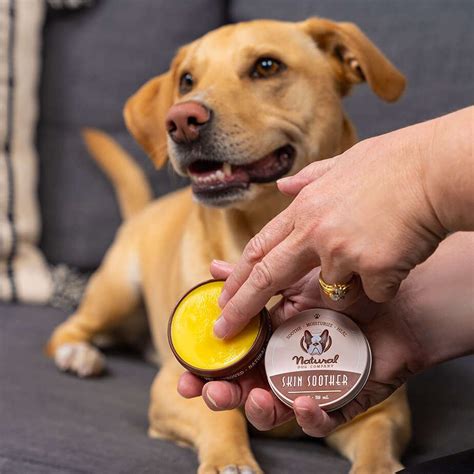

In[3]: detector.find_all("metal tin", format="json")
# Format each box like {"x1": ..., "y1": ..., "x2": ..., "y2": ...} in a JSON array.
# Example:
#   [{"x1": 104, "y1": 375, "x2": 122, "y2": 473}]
[
  {"x1": 168, "y1": 279, "x2": 272, "y2": 381},
  {"x1": 265, "y1": 308, "x2": 372, "y2": 411}
]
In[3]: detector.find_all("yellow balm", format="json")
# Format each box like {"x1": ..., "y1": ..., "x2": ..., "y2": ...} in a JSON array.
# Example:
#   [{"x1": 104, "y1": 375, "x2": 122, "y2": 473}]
[{"x1": 168, "y1": 280, "x2": 271, "y2": 380}]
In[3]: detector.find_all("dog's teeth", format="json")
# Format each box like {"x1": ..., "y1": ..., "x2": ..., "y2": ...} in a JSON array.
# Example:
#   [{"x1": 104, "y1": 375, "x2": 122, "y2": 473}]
[
  {"x1": 216, "y1": 170, "x2": 225, "y2": 180},
  {"x1": 223, "y1": 162, "x2": 232, "y2": 176}
]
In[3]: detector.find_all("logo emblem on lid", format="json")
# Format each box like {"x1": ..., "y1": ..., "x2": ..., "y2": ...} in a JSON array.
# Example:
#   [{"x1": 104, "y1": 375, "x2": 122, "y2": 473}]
[{"x1": 300, "y1": 329, "x2": 332, "y2": 355}]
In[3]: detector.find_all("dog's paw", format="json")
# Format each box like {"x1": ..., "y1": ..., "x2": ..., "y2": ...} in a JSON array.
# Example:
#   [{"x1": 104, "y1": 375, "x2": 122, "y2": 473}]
[
  {"x1": 198, "y1": 463, "x2": 263, "y2": 474},
  {"x1": 54, "y1": 342, "x2": 106, "y2": 377}
]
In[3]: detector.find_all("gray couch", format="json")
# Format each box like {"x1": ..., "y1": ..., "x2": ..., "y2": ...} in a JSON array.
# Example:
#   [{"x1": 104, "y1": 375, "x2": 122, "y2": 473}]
[{"x1": 1, "y1": 1, "x2": 473, "y2": 472}]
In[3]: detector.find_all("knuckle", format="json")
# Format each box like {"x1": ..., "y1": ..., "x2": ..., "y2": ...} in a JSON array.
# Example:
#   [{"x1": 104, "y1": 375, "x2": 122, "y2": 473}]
[
  {"x1": 363, "y1": 273, "x2": 400, "y2": 303},
  {"x1": 365, "y1": 287, "x2": 388, "y2": 303},
  {"x1": 324, "y1": 236, "x2": 348, "y2": 262},
  {"x1": 249, "y1": 260, "x2": 273, "y2": 291},
  {"x1": 291, "y1": 227, "x2": 319, "y2": 259},
  {"x1": 244, "y1": 234, "x2": 267, "y2": 263},
  {"x1": 360, "y1": 257, "x2": 393, "y2": 278}
]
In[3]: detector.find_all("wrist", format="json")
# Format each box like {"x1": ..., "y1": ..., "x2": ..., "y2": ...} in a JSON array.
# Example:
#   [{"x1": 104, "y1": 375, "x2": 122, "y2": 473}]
[
  {"x1": 395, "y1": 232, "x2": 474, "y2": 372},
  {"x1": 422, "y1": 107, "x2": 474, "y2": 233}
]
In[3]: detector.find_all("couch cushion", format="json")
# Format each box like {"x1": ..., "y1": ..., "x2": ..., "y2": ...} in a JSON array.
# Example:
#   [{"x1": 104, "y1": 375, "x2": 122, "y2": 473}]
[
  {"x1": 230, "y1": 0, "x2": 474, "y2": 138},
  {"x1": 38, "y1": 0, "x2": 225, "y2": 270},
  {"x1": 1, "y1": 302, "x2": 473, "y2": 473}
]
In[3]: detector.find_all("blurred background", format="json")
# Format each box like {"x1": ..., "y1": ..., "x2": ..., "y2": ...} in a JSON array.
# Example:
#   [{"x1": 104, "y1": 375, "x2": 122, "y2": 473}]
[{"x1": 0, "y1": 1, "x2": 472, "y2": 473}]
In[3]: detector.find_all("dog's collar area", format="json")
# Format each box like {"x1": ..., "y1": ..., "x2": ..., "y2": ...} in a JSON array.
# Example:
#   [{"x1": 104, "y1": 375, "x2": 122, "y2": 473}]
[{"x1": 187, "y1": 144, "x2": 295, "y2": 196}]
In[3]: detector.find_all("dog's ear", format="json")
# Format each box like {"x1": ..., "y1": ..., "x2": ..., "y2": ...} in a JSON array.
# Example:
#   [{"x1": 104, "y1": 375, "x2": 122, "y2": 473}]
[
  {"x1": 304, "y1": 330, "x2": 313, "y2": 347},
  {"x1": 320, "y1": 329, "x2": 329, "y2": 347},
  {"x1": 123, "y1": 47, "x2": 188, "y2": 168},
  {"x1": 300, "y1": 18, "x2": 405, "y2": 102},
  {"x1": 124, "y1": 73, "x2": 174, "y2": 168}
]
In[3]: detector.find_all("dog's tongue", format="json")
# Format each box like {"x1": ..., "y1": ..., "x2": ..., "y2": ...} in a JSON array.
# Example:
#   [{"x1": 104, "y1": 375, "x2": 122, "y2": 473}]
[
  {"x1": 188, "y1": 145, "x2": 294, "y2": 193},
  {"x1": 234, "y1": 147, "x2": 293, "y2": 183}
]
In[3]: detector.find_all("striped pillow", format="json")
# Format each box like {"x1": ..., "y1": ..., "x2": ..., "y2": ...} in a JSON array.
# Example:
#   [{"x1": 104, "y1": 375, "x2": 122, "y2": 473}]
[{"x1": 0, "y1": 0, "x2": 52, "y2": 303}]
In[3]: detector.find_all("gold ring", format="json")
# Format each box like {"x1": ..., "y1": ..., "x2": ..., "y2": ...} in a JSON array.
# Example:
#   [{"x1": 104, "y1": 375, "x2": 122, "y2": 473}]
[{"x1": 318, "y1": 273, "x2": 355, "y2": 302}]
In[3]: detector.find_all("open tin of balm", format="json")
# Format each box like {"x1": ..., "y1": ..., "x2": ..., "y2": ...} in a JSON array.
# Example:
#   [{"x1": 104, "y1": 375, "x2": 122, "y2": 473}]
[
  {"x1": 168, "y1": 280, "x2": 272, "y2": 380},
  {"x1": 265, "y1": 308, "x2": 371, "y2": 412}
]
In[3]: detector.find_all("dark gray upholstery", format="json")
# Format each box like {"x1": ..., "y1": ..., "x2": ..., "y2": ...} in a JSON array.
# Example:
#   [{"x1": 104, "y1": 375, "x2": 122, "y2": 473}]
[
  {"x1": 1, "y1": 303, "x2": 473, "y2": 473},
  {"x1": 38, "y1": 0, "x2": 222, "y2": 270},
  {"x1": 2, "y1": 1, "x2": 473, "y2": 473}
]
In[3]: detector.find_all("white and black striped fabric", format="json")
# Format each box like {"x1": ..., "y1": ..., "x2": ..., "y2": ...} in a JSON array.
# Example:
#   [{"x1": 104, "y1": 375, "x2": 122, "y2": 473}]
[{"x1": 0, "y1": 0, "x2": 52, "y2": 303}]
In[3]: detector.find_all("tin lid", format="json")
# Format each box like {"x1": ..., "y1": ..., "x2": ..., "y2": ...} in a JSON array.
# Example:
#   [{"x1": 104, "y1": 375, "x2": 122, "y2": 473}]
[
  {"x1": 168, "y1": 279, "x2": 271, "y2": 380},
  {"x1": 265, "y1": 308, "x2": 372, "y2": 411}
]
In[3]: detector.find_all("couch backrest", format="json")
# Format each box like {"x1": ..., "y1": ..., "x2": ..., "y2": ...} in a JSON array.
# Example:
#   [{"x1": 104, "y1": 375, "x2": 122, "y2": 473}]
[
  {"x1": 38, "y1": 0, "x2": 473, "y2": 271},
  {"x1": 38, "y1": 0, "x2": 225, "y2": 270}
]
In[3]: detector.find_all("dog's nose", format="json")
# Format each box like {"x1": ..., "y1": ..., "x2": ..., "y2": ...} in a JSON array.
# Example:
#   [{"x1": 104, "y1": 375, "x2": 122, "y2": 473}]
[{"x1": 165, "y1": 101, "x2": 211, "y2": 144}]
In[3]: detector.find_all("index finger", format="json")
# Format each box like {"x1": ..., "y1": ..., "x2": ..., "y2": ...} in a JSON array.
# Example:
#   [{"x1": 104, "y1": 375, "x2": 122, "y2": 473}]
[
  {"x1": 218, "y1": 207, "x2": 294, "y2": 309},
  {"x1": 214, "y1": 234, "x2": 319, "y2": 338}
]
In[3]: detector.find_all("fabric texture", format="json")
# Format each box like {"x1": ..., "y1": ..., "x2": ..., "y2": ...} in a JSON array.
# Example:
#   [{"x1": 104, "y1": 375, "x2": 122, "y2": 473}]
[
  {"x1": 49, "y1": 264, "x2": 89, "y2": 311},
  {"x1": 47, "y1": 0, "x2": 93, "y2": 9},
  {"x1": 0, "y1": 302, "x2": 473, "y2": 473},
  {"x1": 400, "y1": 449, "x2": 474, "y2": 474},
  {"x1": 38, "y1": 0, "x2": 225, "y2": 271},
  {"x1": 0, "y1": 0, "x2": 52, "y2": 304}
]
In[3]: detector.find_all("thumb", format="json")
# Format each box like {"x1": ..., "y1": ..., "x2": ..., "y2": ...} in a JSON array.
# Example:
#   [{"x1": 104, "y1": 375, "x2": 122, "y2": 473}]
[{"x1": 277, "y1": 157, "x2": 338, "y2": 196}]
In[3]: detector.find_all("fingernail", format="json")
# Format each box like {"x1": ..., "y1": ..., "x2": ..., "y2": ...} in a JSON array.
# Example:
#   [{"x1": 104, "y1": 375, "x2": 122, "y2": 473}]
[
  {"x1": 213, "y1": 317, "x2": 231, "y2": 339},
  {"x1": 205, "y1": 388, "x2": 219, "y2": 409},
  {"x1": 212, "y1": 259, "x2": 231, "y2": 268},
  {"x1": 249, "y1": 394, "x2": 264, "y2": 415},
  {"x1": 276, "y1": 177, "x2": 291, "y2": 185},
  {"x1": 218, "y1": 289, "x2": 229, "y2": 308}
]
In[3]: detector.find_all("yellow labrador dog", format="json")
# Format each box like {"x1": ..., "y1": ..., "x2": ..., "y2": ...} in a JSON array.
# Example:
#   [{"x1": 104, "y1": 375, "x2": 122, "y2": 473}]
[{"x1": 47, "y1": 18, "x2": 410, "y2": 474}]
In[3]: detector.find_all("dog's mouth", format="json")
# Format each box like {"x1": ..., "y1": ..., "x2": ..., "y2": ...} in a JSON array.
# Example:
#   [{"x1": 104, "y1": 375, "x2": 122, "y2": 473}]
[{"x1": 187, "y1": 145, "x2": 296, "y2": 199}]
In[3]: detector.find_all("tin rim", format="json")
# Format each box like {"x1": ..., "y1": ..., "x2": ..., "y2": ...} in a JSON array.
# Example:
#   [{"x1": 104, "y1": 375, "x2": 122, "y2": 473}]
[{"x1": 168, "y1": 279, "x2": 272, "y2": 380}]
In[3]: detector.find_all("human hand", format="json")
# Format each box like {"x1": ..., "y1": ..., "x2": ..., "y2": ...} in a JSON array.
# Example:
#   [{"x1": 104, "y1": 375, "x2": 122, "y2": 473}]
[
  {"x1": 178, "y1": 234, "x2": 474, "y2": 437},
  {"x1": 178, "y1": 260, "x2": 420, "y2": 437},
  {"x1": 214, "y1": 123, "x2": 449, "y2": 339}
]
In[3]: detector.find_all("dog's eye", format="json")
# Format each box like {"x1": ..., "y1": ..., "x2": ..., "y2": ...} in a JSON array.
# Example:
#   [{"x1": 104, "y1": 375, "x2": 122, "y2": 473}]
[
  {"x1": 251, "y1": 57, "x2": 284, "y2": 79},
  {"x1": 179, "y1": 72, "x2": 194, "y2": 94}
]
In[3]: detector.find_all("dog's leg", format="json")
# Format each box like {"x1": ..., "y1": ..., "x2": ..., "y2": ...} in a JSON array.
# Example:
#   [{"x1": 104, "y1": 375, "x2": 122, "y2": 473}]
[
  {"x1": 149, "y1": 363, "x2": 262, "y2": 474},
  {"x1": 46, "y1": 230, "x2": 141, "y2": 377},
  {"x1": 326, "y1": 387, "x2": 411, "y2": 474}
]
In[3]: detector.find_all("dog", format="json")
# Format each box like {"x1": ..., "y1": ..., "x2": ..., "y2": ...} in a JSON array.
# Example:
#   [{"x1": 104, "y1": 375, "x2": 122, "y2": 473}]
[
  {"x1": 302, "y1": 329, "x2": 332, "y2": 355},
  {"x1": 47, "y1": 18, "x2": 411, "y2": 473}
]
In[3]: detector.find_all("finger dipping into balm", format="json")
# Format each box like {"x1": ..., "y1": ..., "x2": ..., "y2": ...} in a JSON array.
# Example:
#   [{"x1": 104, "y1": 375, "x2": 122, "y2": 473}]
[
  {"x1": 169, "y1": 280, "x2": 271, "y2": 380},
  {"x1": 265, "y1": 308, "x2": 371, "y2": 411}
]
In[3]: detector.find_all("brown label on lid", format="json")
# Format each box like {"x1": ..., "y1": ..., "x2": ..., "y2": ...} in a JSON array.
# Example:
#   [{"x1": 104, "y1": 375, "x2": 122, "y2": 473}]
[{"x1": 270, "y1": 370, "x2": 362, "y2": 405}]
